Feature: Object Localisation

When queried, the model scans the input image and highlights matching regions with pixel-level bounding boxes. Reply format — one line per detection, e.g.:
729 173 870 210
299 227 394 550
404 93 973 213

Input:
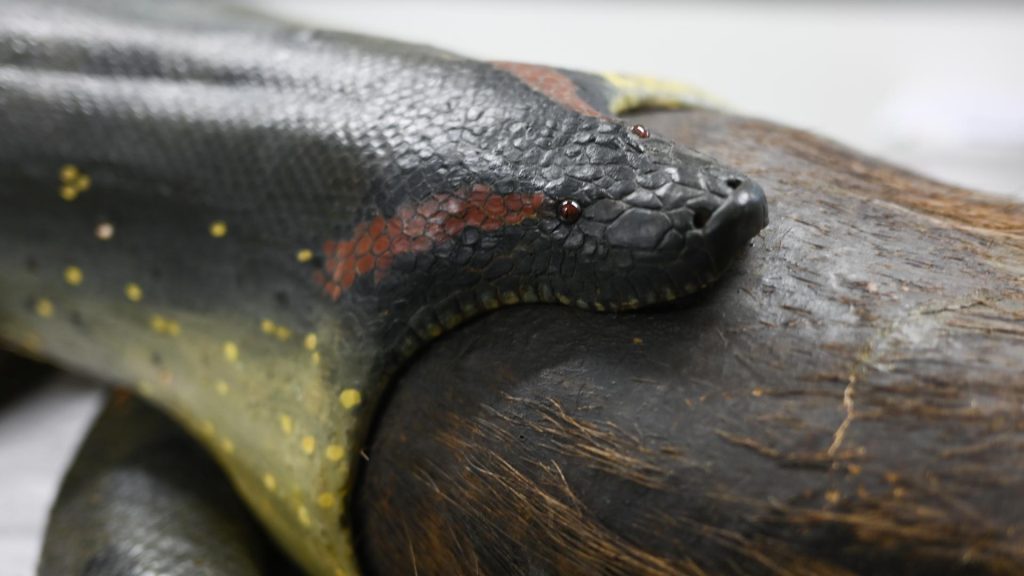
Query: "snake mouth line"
397 269 716 360
394 166 769 359
396 240 725 357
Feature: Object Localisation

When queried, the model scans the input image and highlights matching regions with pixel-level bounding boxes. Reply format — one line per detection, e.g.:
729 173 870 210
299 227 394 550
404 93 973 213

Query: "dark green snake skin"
0 1 768 574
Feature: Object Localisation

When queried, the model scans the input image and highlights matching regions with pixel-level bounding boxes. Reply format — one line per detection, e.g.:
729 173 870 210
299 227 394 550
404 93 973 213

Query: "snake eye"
630 124 650 139
557 199 582 223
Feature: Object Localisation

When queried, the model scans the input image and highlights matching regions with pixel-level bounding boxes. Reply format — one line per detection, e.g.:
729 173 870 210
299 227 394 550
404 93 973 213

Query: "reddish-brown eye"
630 124 650 139
557 199 582 223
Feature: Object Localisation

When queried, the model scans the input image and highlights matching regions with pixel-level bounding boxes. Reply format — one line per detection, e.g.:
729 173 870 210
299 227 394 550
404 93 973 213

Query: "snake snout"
699 176 769 272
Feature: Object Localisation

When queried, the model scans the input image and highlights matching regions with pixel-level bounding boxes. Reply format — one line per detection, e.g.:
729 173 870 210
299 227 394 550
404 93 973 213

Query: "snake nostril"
692 206 712 229
725 177 744 190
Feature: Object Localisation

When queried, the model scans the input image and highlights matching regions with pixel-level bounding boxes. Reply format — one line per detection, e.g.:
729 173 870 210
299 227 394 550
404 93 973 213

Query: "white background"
2 2 1023 575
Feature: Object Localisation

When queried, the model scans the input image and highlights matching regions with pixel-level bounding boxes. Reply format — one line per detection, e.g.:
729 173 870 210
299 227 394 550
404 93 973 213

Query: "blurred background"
2 1 1023 574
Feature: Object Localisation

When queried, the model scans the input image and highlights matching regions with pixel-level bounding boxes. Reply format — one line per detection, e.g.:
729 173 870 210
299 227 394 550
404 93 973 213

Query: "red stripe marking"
492 62 605 118
318 184 545 301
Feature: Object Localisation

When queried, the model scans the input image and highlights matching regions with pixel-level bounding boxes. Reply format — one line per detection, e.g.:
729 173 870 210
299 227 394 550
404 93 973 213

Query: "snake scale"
0 1 768 574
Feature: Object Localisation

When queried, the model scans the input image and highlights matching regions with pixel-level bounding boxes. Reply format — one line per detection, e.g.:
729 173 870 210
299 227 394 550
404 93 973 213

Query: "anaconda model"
0 1 769 574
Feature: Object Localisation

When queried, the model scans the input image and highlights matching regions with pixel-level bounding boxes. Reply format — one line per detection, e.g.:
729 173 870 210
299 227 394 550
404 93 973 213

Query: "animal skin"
0 1 768 574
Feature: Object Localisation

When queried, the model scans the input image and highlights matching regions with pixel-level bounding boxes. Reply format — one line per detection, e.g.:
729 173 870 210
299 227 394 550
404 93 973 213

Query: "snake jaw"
394 169 767 363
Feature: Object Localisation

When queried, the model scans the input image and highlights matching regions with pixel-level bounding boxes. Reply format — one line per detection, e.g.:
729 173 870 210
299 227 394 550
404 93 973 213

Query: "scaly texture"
0 2 768 574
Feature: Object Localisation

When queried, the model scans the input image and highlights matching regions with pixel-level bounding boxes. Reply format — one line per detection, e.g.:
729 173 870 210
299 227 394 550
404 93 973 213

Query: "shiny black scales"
0 0 767 364
0 1 768 574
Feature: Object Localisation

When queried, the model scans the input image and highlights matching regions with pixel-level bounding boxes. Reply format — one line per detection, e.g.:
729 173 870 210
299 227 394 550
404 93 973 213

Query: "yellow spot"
223 341 239 362
59 164 79 182
310 351 321 366
296 504 311 527
316 492 336 509
335 569 347 576
304 333 318 351
221 438 235 454
63 266 83 286
262 474 277 491
59 186 79 202
847 464 862 475
150 314 167 333
339 389 362 410
632 337 643 345
751 388 764 398
279 414 294 435
58 165 92 200
260 318 276 334
301 435 316 455
325 444 345 462
124 283 143 302
150 315 182 336
825 490 841 504
34 298 54 318
274 325 292 341
296 249 314 263
165 320 181 336
75 174 91 191
209 220 228 238
137 380 154 396
200 420 216 437
215 380 230 396
95 222 115 240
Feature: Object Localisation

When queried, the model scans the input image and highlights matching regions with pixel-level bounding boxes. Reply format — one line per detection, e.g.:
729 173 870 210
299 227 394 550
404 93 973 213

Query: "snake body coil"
0 1 768 574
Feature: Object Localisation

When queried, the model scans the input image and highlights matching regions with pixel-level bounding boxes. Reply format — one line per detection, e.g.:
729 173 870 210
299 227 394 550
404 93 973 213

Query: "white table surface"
2 2 1023 575
0 377 104 576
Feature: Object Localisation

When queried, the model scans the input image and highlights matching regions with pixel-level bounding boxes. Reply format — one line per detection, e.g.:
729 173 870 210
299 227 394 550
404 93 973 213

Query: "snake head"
501 118 769 311
325 73 767 351
340 116 768 352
